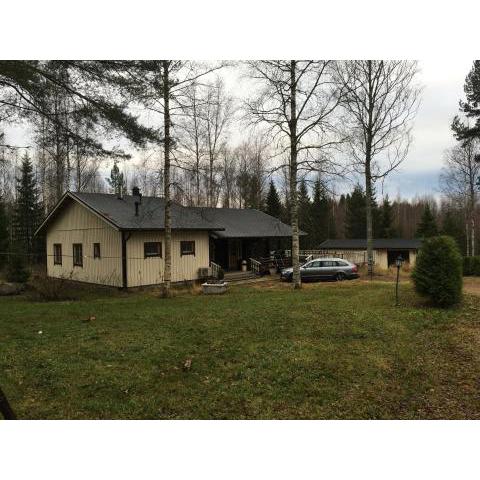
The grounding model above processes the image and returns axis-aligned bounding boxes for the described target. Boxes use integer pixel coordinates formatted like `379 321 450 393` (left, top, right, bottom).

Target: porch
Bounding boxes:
209 237 288 272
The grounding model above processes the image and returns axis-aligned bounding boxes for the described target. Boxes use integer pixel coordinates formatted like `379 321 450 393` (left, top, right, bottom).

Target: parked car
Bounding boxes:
280 257 359 282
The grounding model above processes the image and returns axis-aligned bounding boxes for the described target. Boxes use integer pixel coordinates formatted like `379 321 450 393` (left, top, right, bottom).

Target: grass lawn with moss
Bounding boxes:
1 279 480 419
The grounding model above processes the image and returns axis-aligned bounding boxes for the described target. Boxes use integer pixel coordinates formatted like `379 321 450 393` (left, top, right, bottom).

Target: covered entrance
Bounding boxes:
387 249 410 267
210 237 284 271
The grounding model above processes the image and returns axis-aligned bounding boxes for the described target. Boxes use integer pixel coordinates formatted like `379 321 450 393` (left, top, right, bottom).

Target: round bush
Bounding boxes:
412 236 463 307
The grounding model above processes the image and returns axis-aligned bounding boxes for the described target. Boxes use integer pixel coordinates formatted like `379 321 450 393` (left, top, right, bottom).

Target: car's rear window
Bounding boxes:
336 261 349 266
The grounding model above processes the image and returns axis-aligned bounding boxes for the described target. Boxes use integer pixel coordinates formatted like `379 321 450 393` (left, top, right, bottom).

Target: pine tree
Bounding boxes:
416 204 438 238
452 61 480 143
106 161 127 195
345 184 367 238
264 180 283 219
12 153 43 255
379 195 397 238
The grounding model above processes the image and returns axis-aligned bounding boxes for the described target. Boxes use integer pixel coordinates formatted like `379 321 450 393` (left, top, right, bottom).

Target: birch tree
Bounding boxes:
245 60 344 289
118 61 224 295
335 60 421 278
440 140 480 256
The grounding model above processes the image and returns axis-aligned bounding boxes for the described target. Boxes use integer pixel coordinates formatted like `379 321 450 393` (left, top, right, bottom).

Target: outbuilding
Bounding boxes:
318 238 423 269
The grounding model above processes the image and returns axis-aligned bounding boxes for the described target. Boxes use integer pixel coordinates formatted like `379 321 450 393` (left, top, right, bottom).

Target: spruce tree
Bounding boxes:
345 184 367 238
441 209 466 254
264 180 283 219
379 195 397 238
12 152 43 255
297 180 312 247
0 198 9 270
416 204 438 238
309 179 332 247
106 161 127 195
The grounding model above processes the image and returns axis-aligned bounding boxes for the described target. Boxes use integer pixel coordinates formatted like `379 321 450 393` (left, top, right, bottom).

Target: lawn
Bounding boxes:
1 279 480 419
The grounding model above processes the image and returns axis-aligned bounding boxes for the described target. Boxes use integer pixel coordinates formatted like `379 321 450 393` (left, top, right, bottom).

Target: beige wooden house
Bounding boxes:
35 189 296 288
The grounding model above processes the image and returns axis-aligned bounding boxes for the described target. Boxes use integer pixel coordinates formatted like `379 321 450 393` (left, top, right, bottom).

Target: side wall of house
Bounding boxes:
126 230 210 287
46 201 123 287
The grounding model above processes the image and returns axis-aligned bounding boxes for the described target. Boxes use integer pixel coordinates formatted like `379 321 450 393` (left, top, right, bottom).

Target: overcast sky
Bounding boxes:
3 59 473 200
380 59 473 199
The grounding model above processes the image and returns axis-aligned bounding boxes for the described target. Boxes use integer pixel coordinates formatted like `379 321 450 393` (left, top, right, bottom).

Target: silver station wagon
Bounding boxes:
280 257 359 282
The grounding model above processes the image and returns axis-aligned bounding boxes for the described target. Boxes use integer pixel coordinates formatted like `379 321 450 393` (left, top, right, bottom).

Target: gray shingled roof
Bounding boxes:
71 192 224 231
37 192 298 237
191 207 298 238
319 238 423 250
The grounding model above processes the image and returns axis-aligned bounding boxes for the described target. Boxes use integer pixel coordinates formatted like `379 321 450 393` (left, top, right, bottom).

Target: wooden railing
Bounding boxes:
210 261 222 279
249 258 261 275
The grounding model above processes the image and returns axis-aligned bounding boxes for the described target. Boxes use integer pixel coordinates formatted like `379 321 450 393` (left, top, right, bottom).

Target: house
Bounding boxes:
318 238 423 269
35 189 297 288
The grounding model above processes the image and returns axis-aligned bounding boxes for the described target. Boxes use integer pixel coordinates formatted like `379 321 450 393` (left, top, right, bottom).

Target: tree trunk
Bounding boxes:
289 60 301 289
365 158 374 279
162 61 172 295
76 143 81 192
471 215 475 257
365 60 375 279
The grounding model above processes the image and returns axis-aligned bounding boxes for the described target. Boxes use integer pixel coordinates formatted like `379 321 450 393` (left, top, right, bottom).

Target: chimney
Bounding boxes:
132 186 141 200
132 186 141 216
117 183 123 200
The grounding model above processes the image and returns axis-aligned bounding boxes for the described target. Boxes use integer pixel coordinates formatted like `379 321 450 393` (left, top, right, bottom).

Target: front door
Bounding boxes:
228 239 242 270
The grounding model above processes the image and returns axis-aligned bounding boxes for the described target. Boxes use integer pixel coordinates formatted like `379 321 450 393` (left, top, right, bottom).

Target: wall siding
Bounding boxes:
320 248 417 270
126 230 210 287
46 201 123 287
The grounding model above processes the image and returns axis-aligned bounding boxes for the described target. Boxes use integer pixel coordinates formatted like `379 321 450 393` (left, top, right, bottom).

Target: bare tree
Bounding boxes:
440 139 480 256
120 61 224 295
203 77 233 206
335 60 421 278
245 60 344 288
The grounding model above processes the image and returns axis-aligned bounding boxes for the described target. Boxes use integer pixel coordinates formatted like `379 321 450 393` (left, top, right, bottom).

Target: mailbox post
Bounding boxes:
395 255 404 306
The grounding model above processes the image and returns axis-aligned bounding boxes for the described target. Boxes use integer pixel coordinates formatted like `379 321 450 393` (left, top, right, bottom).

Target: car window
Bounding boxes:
336 261 349 266
307 261 321 268
320 261 335 267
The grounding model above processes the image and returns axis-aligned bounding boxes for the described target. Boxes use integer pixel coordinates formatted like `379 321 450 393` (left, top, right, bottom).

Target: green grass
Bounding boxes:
1 280 480 419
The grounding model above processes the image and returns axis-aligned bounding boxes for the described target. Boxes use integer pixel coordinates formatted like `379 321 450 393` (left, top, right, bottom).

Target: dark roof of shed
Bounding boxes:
319 238 423 250
191 207 301 238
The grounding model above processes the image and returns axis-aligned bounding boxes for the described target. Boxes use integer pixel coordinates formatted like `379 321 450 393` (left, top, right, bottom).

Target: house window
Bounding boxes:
180 240 195 256
73 243 83 267
53 244 62 265
93 243 101 259
144 242 162 258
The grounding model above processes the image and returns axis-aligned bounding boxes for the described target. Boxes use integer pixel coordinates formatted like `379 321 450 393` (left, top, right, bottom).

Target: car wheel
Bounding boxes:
336 272 346 282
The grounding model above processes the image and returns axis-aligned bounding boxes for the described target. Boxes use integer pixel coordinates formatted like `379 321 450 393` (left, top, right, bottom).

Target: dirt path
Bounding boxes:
464 277 480 296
